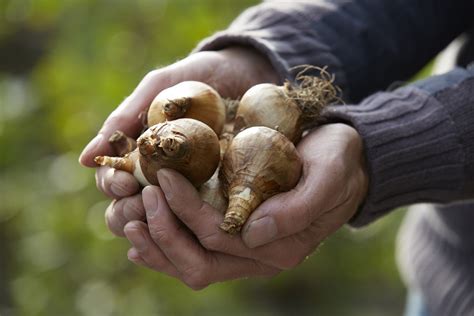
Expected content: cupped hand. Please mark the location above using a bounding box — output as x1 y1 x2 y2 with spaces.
123 123 368 289
79 47 280 234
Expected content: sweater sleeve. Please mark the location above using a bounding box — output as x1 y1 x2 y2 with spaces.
324 66 474 227
194 0 473 102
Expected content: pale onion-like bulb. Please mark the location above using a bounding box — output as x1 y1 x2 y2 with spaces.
95 118 220 188
234 83 302 142
147 81 226 135
234 68 340 143
219 126 302 234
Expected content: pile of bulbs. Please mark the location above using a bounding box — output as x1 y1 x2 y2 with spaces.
96 70 339 234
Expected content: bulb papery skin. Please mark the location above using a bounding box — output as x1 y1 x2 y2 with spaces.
199 132 235 213
199 167 228 214
220 126 302 233
234 83 303 143
147 81 226 135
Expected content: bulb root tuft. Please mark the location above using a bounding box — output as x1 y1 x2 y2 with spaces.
285 65 342 127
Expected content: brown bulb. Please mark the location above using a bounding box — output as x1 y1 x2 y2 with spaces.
147 81 226 135
219 126 302 234
95 118 220 188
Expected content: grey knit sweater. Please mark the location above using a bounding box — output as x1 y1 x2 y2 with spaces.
194 1 474 315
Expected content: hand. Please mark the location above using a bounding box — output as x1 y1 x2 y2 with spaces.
79 47 280 235
123 124 368 289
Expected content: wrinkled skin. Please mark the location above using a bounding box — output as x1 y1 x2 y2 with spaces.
79 47 369 290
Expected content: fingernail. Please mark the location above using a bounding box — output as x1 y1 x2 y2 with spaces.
157 169 173 200
79 134 104 164
123 198 145 221
110 182 127 197
243 217 278 248
143 186 159 218
128 248 140 261
128 228 147 251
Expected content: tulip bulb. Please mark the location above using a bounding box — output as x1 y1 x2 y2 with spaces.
199 132 234 213
199 168 227 214
147 81 226 135
234 67 340 143
95 118 220 187
219 126 302 234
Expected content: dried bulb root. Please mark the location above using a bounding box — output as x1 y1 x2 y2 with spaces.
218 132 234 159
223 98 240 122
108 130 137 156
285 65 342 128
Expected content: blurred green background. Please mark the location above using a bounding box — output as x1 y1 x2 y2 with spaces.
0 1 409 315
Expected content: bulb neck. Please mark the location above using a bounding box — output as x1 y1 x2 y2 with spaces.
137 136 159 156
158 135 187 158
94 155 134 173
220 185 262 234
163 97 191 120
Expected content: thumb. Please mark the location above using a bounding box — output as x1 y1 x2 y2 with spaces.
78 68 174 167
241 181 335 248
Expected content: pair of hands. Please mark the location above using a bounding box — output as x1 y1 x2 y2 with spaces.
79 47 368 289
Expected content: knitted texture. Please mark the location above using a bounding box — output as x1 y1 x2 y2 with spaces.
325 68 474 226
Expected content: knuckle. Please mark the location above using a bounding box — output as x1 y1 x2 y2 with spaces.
185 278 209 291
111 171 139 198
148 224 173 248
182 268 210 290
339 183 352 205
253 260 281 277
100 168 117 196
144 69 161 80
328 156 348 179
262 266 281 278
276 254 305 270
105 201 126 237
101 114 124 133
95 167 108 193
298 198 313 226
123 196 145 221
198 232 221 251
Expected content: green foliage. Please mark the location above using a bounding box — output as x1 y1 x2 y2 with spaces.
0 1 407 315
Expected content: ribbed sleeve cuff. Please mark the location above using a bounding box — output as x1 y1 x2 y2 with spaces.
324 70 474 226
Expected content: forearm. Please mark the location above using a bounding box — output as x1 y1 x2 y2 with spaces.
195 0 473 102
324 66 474 226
